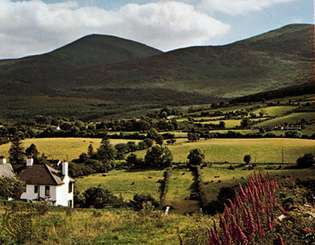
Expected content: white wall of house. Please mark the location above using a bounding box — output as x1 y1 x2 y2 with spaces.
55 175 74 208
21 184 57 203
20 182 73 207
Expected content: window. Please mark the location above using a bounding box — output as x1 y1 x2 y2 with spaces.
68 182 73 193
45 186 50 196
68 200 73 208
34 185 39 194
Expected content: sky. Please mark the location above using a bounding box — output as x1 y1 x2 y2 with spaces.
0 0 313 59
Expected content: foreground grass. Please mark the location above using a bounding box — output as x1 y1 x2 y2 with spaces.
136 138 315 163
0 138 139 160
0 204 209 245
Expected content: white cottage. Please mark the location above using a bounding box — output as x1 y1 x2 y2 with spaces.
19 157 74 208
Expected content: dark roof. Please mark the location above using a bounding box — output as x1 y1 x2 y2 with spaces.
18 164 64 186
0 164 15 178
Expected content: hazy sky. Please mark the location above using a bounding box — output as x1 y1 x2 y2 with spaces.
0 0 313 59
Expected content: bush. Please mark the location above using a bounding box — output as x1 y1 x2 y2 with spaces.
297 153 314 168
187 149 205 167
0 177 25 200
129 194 159 211
144 145 173 169
83 187 124 208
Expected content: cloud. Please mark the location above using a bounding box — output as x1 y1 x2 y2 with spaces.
0 0 230 58
198 0 295 15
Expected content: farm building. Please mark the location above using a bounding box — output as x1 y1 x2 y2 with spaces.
19 157 74 207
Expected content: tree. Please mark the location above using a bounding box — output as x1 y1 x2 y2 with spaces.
144 145 173 168
188 132 200 142
0 177 25 199
187 149 205 167
243 155 251 165
96 138 116 162
83 187 124 208
25 144 39 163
297 153 314 168
87 144 94 157
240 118 250 129
9 135 25 165
219 121 225 129
147 128 163 145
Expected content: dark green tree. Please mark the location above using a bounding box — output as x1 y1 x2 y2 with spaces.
83 187 124 208
87 144 94 157
9 135 25 165
240 118 250 129
96 138 116 162
0 177 25 199
144 145 173 168
187 149 205 167
243 154 251 165
297 153 314 168
147 128 164 145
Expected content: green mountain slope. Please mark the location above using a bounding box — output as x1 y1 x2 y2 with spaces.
71 24 313 97
0 24 313 119
0 34 162 90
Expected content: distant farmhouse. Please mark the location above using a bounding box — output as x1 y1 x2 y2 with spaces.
0 155 74 208
18 157 74 207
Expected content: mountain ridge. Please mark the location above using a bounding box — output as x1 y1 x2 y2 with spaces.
0 23 313 119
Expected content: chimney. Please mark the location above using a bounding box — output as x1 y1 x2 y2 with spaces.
62 162 68 177
0 156 6 164
26 156 34 167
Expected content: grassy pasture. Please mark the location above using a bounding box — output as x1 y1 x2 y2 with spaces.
200 167 315 203
256 112 315 127
136 138 315 164
197 119 241 128
0 138 139 160
76 170 162 200
252 105 297 117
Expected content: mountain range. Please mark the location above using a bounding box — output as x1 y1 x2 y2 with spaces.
0 23 313 119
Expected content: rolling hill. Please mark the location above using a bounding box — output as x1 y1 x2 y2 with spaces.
0 24 313 119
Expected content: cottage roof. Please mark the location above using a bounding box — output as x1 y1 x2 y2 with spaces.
19 164 65 186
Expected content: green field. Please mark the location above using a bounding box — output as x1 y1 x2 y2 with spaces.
197 119 241 128
76 170 162 200
0 138 139 160
256 112 315 127
252 105 297 117
136 138 315 163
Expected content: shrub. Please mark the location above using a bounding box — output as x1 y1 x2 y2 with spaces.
0 177 25 200
129 194 159 211
83 187 124 208
296 153 314 168
187 149 205 167
144 145 173 169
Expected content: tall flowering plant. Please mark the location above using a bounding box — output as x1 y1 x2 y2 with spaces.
209 173 282 245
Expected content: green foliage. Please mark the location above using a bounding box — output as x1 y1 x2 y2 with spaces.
144 145 173 169
243 154 252 164
297 153 314 168
9 135 25 165
129 194 159 211
83 187 124 208
0 177 25 200
187 149 205 166
96 138 117 162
